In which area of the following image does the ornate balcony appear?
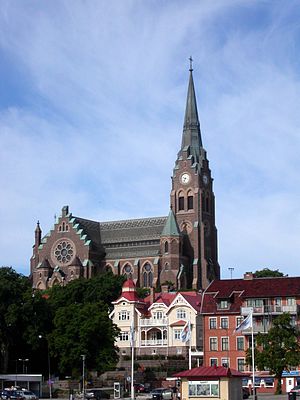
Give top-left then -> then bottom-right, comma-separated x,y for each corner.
140,339 -> 168,346
139,318 -> 168,327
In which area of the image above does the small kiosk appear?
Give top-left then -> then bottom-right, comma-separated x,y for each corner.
174,366 -> 245,400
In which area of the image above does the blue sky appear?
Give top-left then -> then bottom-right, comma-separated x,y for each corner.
1,0 -> 300,279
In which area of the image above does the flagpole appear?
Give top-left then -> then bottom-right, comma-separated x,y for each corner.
251,311 -> 256,400
189,319 -> 192,369
131,340 -> 134,400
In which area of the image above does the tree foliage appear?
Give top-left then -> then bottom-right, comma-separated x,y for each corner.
246,313 -> 300,394
254,268 -> 285,278
0,268 -> 123,378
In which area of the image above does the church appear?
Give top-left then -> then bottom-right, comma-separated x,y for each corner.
30,65 -> 220,291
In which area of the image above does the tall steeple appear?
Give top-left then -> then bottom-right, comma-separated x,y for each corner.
170,61 -> 220,290
181,57 -> 203,162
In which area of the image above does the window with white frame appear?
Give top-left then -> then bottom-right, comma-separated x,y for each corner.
154,311 -> 163,320
221,358 -> 229,367
237,336 -> 244,351
221,337 -> 229,351
236,316 -> 243,327
188,381 -> 219,397
118,310 -> 130,320
237,358 -> 245,372
209,317 -> 217,329
119,331 -> 129,341
210,358 -> 218,367
219,300 -> 229,309
174,329 -> 182,340
209,337 -> 218,351
220,317 -> 229,329
287,297 -> 296,306
176,309 -> 187,319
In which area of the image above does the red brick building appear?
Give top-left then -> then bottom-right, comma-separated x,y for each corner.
201,273 -> 300,393
30,67 -> 220,290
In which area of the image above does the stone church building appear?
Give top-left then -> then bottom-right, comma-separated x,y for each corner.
30,67 -> 220,290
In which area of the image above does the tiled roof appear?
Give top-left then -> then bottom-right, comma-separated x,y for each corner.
170,319 -> 186,327
174,366 -> 245,378
123,279 -> 135,289
112,292 -> 145,304
202,277 -> 300,314
207,277 -> 300,298
100,216 -> 167,243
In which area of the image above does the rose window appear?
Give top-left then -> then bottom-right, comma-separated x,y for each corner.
54,240 -> 74,264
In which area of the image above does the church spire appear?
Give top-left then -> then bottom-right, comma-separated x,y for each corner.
181,58 -> 203,160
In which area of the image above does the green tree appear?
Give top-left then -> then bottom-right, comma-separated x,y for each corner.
246,313 -> 300,394
0,267 -> 31,372
254,268 -> 285,277
49,301 -> 119,375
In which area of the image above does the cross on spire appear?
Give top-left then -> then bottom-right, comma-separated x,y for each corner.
189,56 -> 193,71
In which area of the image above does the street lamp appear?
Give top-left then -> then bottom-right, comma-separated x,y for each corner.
18,358 -> 29,374
81,355 -> 86,399
38,335 -> 52,399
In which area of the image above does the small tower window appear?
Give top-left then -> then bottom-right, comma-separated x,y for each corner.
164,241 -> 169,253
178,196 -> 184,211
187,190 -> 194,210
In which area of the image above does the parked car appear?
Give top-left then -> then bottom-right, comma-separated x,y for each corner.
151,388 -> 173,400
242,387 -> 250,399
85,389 -> 110,400
0,391 -> 25,400
290,385 -> 300,396
21,391 -> 38,400
134,384 -> 145,393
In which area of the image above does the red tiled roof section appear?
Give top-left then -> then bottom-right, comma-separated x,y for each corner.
174,365 -> 245,378
170,319 -> 186,327
123,279 -> 136,289
208,277 -> 300,297
202,277 -> 300,314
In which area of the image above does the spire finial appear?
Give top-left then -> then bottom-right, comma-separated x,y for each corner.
189,56 -> 193,72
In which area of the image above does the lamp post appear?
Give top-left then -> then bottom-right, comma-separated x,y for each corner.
19,358 -> 29,373
81,355 -> 86,399
38,335 -> 52,399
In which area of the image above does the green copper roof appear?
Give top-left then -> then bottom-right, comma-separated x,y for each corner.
161,209 -> 180,237
181,68 -> 203,162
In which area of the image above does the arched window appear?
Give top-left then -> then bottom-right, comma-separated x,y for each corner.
164,241 -> 169,253
142,263 -> 153,288
187,190 -> 194,210
123,264 -> 133,279
178,191 -> 185,211
164,263 -> 169,271
205,194 -> 209,212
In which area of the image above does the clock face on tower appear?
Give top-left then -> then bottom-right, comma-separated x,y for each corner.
181,173 -> 190,184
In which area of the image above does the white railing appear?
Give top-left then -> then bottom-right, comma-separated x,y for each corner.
140,339 -> 168,346
139,318 -> 168,327
241,304 -> 297,315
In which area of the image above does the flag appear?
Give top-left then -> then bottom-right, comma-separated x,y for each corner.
129,320 -> 135,347
180,320 -> 191,342
235,312 -> 252,333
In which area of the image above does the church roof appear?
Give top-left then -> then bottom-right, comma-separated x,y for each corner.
100,215 -> 167,259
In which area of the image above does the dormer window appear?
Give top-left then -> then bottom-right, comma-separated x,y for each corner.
219,300 -> 229,309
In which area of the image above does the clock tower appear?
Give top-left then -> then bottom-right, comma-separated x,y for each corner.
170,64 -> 220,289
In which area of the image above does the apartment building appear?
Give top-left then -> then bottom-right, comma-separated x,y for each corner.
201,272 -> 300,393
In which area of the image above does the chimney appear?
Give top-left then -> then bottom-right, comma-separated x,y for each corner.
244,272 -> 255,280
149,287 -> 155,304
161,284 -> 169,293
